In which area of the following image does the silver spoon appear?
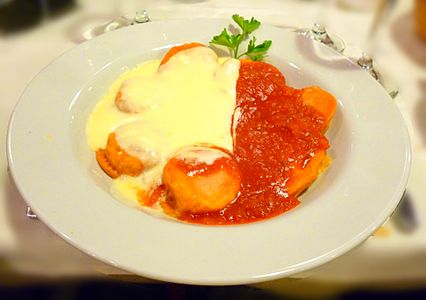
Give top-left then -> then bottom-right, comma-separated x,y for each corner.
80,10 -> 151,42
357,0 -> 399,98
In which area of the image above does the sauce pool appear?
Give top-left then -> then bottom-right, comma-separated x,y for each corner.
181,61 -> 329,224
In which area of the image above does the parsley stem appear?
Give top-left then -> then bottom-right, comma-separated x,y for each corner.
237,52 -> 248,59
234,31 -> 247,58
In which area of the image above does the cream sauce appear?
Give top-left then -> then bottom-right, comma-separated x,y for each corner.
86,47 -> 240,204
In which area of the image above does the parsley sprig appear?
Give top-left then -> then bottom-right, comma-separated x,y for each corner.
210,15 -> 272,61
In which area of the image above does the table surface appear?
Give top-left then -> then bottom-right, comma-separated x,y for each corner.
1,0 -> 426,287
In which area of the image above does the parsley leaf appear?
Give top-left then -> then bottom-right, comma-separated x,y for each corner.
210,15 -> 271,61
232,14 -> 260,34
243,37 -> 272,61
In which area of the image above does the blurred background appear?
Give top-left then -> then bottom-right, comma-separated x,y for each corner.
1,0 -> 426,299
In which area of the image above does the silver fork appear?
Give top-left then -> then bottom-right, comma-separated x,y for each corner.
392,191 -> 420,233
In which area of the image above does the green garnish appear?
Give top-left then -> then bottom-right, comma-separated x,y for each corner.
210,14 -> 272,61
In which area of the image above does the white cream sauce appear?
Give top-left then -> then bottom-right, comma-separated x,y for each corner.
86,47 -> 240,204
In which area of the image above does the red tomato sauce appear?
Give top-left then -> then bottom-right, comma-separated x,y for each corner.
181,61 -> 329,225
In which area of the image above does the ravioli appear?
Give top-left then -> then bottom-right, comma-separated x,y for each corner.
87,43 -> 336,224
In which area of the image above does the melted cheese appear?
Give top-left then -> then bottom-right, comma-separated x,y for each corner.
86,47 -> 240,205
175,146 -> 230,165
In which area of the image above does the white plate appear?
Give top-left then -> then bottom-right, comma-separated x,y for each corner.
7,19 -> 411,285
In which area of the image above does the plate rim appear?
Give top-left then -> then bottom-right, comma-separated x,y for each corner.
6,18 -> 412,285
